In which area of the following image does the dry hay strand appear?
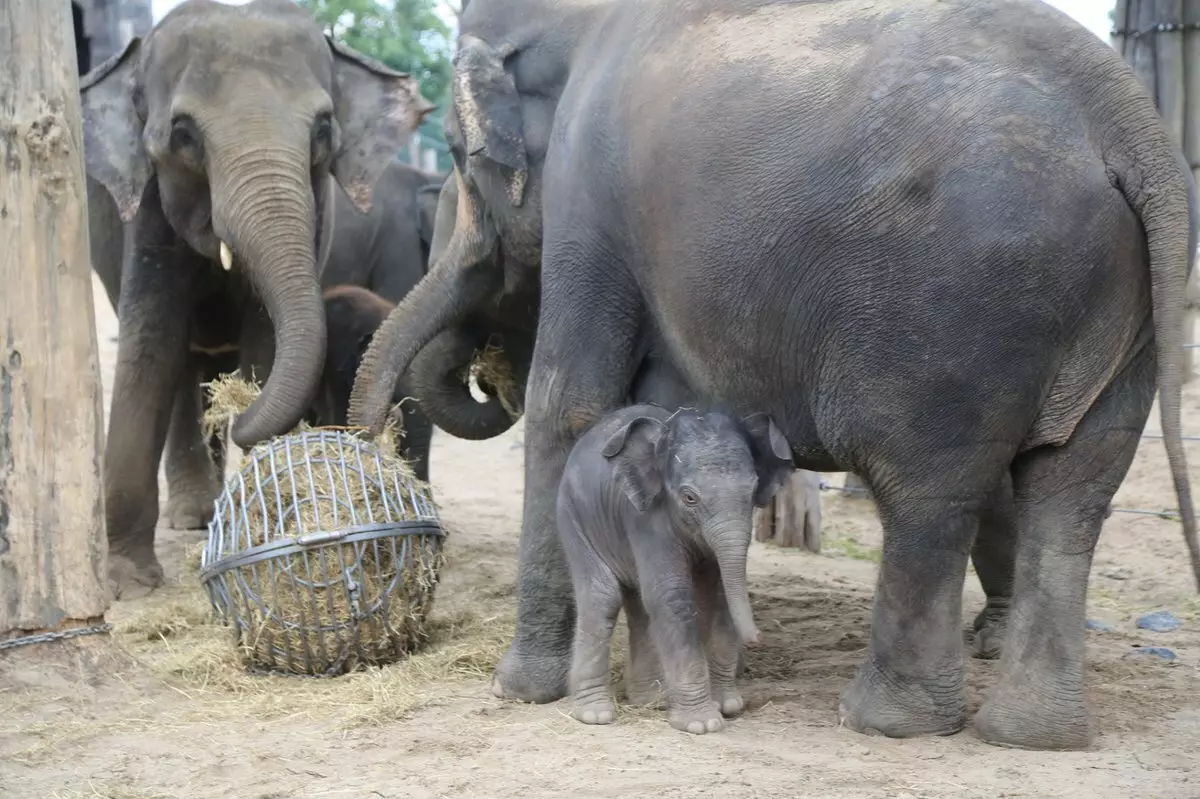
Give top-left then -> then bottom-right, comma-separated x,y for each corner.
469,340 -> 521,421
107,546 -> 515,728
199,373 -> 444,678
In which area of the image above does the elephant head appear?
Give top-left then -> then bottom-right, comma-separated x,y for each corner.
348,0 -> 608,437
80,0 -> 433,447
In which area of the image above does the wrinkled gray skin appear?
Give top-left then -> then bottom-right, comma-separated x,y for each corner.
557,405 -> 792,734
349,0 -> 1200,751
80,0 -> 430,598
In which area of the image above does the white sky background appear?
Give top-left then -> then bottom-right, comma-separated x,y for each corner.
152,0 -> 1115,41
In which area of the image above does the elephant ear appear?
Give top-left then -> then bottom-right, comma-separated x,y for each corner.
741,413 -> 795,507
416,183 -> 442,249
80,36 -> 151,224
328,36 -> 436,213
452,35 -> 528,207
601,416 -> 667,513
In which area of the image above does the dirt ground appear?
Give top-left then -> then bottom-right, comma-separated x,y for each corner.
1,276 -> 1198,799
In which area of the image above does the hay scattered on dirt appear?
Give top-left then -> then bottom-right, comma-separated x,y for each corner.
470,342 -> 521,420
198,374 -> 443,678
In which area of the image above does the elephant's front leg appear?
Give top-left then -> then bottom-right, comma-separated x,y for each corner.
695,560 -> 746,717
491,245 -> 642,704
634,542 -> 723,734
105,187 -> 201,597
163,354 -> 224,530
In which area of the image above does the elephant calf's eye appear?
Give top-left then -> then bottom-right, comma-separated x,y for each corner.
681,488 -> 700,506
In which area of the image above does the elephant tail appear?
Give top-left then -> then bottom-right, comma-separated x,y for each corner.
1110,114 -> 1200,592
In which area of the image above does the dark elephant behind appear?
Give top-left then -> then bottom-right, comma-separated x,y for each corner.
349,0 -> 1200,753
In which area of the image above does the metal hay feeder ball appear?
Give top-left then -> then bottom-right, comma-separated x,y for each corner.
199,428 -> 446,677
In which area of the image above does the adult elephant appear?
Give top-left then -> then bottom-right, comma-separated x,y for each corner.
349,0 -> 1200,751
81,0 -> 431,598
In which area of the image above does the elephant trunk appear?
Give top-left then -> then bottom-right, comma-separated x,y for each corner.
349,168 -> 502,435
408,326 -> 523,439
706,521 -> 761,647
209,141 -> 326,448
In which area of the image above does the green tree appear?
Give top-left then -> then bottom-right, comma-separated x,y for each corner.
297,0 -> 453,169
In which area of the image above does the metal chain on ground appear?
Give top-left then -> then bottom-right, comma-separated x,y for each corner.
0,622 -> 113,653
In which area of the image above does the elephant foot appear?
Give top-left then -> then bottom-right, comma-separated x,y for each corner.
970,600 -> 1009,660
571,695 -> 616,726
490,645 -> 570,704
164,488 -> 218,530
668,702 -> 726,735
107,549 -> 165,600
838,659 -> 967,738
974,678 -> 1091,751
713,687 -> 746,717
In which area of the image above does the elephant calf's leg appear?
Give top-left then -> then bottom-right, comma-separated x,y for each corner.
975,346 -> 1156,751
164,358 -> 223,529
696,562 -> 746,718
969,474 -> 1017,660
568,570 -> 623,725
622,590 -> 666,708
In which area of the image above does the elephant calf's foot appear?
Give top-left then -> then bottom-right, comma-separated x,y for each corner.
839,659 -> 967,738
974,678 -> 1090,751
668,701 -> 726,735
970,601 -> 1009,660
107,549 -> 165,600
712,686 -> 746,717
571,693 -> 617,725
490,645 -> 571,704
164,488 -> 219,530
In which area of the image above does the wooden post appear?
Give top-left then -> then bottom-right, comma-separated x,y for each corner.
0,0 -> 110,646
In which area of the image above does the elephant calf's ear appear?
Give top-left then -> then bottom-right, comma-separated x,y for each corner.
328,37 -> 436,213
80,37 -> 151,223
452,36 -> 528,207
741,413 -> 795,507
601,416 -> 666,513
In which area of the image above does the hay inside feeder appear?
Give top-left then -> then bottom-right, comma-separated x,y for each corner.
199,374 -> 444,677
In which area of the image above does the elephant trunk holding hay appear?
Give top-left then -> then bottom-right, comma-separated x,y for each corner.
80,0 -> 432,598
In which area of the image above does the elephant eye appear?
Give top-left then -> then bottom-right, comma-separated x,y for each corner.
169,114 -> 200,153
681,488 -> 700,506
311,113 -> 334,163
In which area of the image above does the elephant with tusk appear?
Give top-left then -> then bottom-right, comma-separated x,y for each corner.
81,0 -> 432,599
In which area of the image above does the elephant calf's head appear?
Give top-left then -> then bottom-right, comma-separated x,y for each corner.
80,0 -> 433,447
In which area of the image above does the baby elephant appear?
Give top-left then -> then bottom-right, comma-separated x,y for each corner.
556,404 -> 794,734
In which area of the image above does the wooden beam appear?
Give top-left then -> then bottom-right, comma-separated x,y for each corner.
0,0 -> 110,641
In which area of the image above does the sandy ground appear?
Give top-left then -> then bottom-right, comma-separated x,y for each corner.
1,275 -> 1198,799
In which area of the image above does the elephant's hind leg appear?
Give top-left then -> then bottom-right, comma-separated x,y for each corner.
969,475 -> 1017,660
975,342 -> 1156,751
838,445 -> 1015,739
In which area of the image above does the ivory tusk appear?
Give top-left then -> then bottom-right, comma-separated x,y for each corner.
220,240 -> 234,271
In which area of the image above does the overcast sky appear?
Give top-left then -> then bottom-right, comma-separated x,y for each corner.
150,0 -> 1115,46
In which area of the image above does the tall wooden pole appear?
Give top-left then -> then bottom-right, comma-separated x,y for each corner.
0,0 -> 110,645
